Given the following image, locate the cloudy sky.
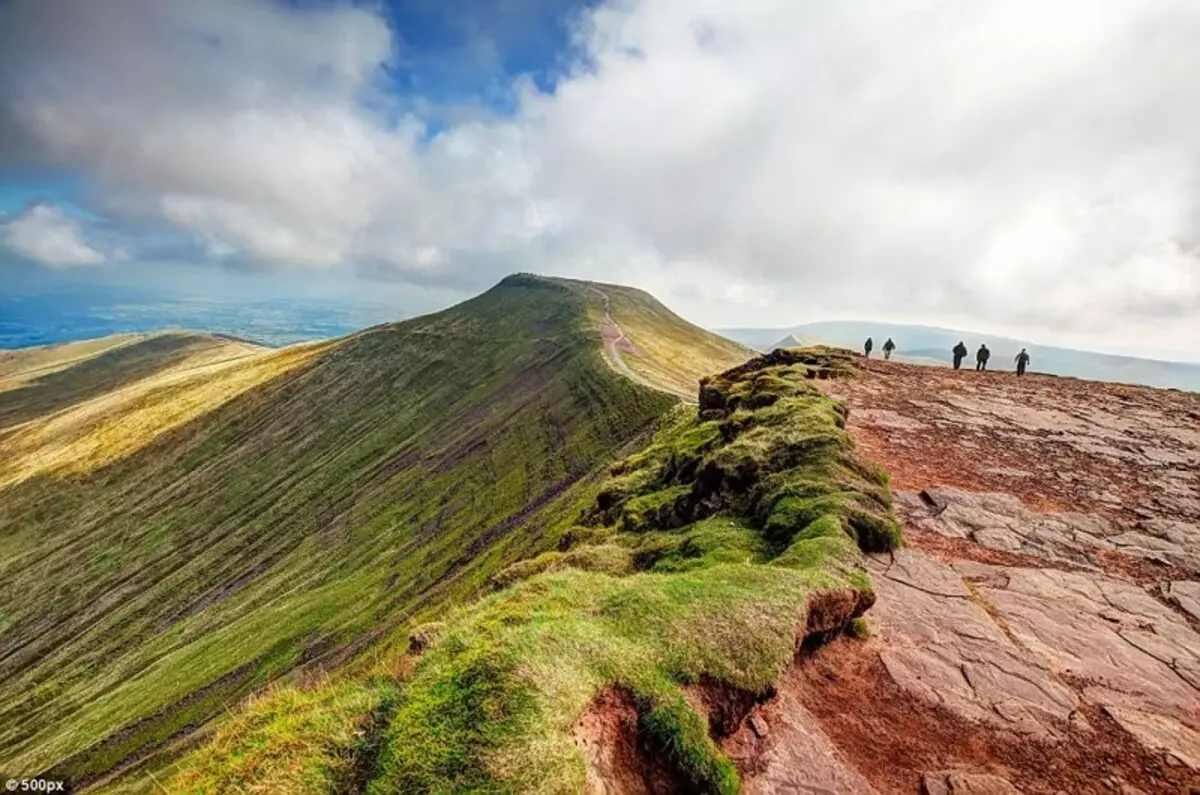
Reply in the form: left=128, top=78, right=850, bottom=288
left=2, top=0, right=1199, bottom=359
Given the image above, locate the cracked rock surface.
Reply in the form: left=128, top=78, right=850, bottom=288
left=897, top=487, right=1200, bottom=575
left=795, top=360, right=1200, bottom=790
left=868, top=550, right=1079, bottom=739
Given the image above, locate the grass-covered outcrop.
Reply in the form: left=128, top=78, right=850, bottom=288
left=363, top=348, right=902, bottom=794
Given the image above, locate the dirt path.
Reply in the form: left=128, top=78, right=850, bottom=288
left=587, top=287, right=691, bottom=400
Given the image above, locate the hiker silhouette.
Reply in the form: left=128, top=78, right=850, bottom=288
left=975, top=344, right=990, bottom=371
left=1015, top=348, right=1031, bottom=376
left=952, top=341, right=968, bottom=370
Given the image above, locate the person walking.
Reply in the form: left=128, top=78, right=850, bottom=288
left=1015, top=348, right=1031, bottom=376
left=863, top=337, right=874, bottom=358
left=882, top=338, right=896, bottom=360
left=975, top=344, right=990, bottom=371
left=952, top=341, right=968, bottom=370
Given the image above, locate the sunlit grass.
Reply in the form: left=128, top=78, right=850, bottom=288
left=0, top=338, right=322, bottom=487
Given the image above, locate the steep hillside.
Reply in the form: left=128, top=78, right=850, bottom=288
left=0, top=332, right=315, bottom=488
left=1, top=275, right=756, bottom=789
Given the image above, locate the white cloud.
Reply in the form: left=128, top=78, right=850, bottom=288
left=3, top=0, right=1200, bottom=355
left=2, top=204, right=105, bottom=267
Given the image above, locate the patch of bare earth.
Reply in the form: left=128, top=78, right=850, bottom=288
left=825, top=361, right=1199, bottom=529
left=790, top=635, right=1194, bottom=794
left=573, top=687, right=685, bottom=795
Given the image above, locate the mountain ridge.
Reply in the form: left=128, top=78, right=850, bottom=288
left=722, top=320, right=1200, bottom=391
left=2, top=274, right=739, bottom=788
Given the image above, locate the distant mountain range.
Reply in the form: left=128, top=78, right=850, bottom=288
left=718, top=321, right=1200, bottom=392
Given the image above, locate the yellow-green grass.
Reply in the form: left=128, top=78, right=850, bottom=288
left=0, top=335, right=320, bottom=487
left=0, top=333, right=267, bottom=427
left=2, top=275, right=749, bottom=789
left=0, top=335, right=148, bottom=387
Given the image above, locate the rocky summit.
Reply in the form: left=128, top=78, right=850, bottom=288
left=754, top=356, right=1200, bottom=793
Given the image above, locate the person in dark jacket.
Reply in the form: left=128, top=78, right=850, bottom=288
left=1015, top=348, right=1031, bottom=376
left=882, top=338, right=896, bottom=360
left=863, top=337, right=874, bottom=358
left=975, top=344, right=990, bottom=371
left=952, top=341, right=968, bottom=370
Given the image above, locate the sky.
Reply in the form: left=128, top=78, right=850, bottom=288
left=2, top=0, right=1200, bottom=360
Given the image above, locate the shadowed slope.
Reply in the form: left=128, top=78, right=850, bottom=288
left=0, top=334, right=319, bottom=488
left=0, top=276, right=682, bottom=787
left=0, top=335, right=144, bottom=384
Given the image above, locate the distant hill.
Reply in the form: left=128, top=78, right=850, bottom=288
left=769, top=331, right=836, bottom=350
left=721, top=320, right=1200, bottom=391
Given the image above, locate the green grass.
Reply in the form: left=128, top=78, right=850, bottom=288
left=167, top=679, right=394, bottom=794
left=0, top=276, right=700, bottom=786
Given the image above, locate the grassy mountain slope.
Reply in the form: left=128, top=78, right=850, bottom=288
left=4, top=275, right=755, bottom=788
left=166, top=346, right=900, bottom=794
left=0, top=334, right=146, bottom=385
left=0, top=332, right=268, bottom=428
left=0, top=333, right=316, bottom=488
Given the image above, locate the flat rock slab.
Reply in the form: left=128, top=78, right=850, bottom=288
left=881, top=547, right=973, bottom=598
left=867, top=551, right=1077, bottom=738
left=1161, top=581, right=1200, bottom=623
left=897, top=487, right=1200, bottom=574
left=870, top=547, right=1200, bottom=769
left=976, top=567, right=1200, bottom=724
left=1102, top=704, right=1200, bottom=771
